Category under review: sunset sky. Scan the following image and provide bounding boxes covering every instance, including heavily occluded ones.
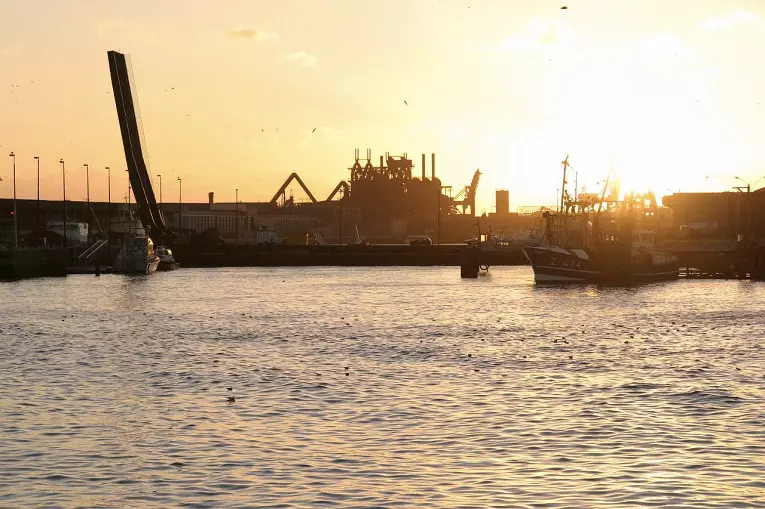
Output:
[2,0,765,212]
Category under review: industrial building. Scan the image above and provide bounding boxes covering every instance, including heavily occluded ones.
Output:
[662,189,765,241]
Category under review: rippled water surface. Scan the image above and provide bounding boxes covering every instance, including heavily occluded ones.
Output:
[2,267,765,508]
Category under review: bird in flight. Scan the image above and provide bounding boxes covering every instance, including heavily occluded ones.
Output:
[403,100,408,105]
[561,5,568,9]
[312,128,317,133]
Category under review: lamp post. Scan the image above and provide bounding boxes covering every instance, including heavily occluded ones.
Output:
[125,169,131,218]
[235,187,239,245]
[338,199,343,244]
[34,156,40,233]
[435,184,451,245]
[59,159,67,247]
[436,184,441,245]
[156,174,162,211]
[177,177,182,230]
[735,175,765,194]
[9,152,17,247]
[156,174,163,243]
[106,166,111,237]
[83,163,89,209]
[734,176,765,241]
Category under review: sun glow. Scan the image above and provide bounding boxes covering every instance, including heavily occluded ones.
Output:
[484,30,750,207]
[1,3,764,211]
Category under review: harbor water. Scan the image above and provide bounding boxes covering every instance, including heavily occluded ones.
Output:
[1,267,764,508]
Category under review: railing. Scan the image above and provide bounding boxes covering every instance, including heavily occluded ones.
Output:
[77,239,109,264]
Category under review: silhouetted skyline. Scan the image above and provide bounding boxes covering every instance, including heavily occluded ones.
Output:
[2,0,765,211]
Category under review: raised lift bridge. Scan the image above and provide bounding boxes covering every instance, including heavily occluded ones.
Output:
[107,50,174,238]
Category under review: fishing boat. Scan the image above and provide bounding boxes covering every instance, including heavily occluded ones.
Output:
[523,157,679,284]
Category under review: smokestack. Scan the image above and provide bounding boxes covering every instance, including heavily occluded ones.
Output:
[422,154,426,180]
[496,189,510,216]
[431,153,435,180]
[208,192,214,204]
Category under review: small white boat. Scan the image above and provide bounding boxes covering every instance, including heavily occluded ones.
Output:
[114,234,159,275]
[155,246,179,271]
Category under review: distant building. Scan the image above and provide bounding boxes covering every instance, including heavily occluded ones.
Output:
[663,190,765,241]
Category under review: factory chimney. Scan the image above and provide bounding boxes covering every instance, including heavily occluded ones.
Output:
[422,154,426,180]
[208,192,214,204]
[431,153,436,180]
[496,189,510,216]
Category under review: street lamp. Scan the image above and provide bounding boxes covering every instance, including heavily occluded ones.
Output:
[733,176,765,242]
[734,176,750,194]
[125,169,131,215]
[156,174,162,211]
[436,184,441,245]
[9,152,17,248]
[734,176,765,194]
[436,184,450,245]
[236,187,239,245]
[34,156,40,233]
[59,159,67,247]
[105,166,111,237]
[83,163,89,208]
[177,177,182,230]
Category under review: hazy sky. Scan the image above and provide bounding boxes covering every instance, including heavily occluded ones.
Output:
[2,0,765,212]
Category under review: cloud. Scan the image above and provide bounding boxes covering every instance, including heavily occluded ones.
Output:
[500,16,575,53]
[699,10,763,30]
[281,51,318,67]
[224,28,279,41]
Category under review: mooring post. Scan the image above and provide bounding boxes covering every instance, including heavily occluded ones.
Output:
[460,246,480,278]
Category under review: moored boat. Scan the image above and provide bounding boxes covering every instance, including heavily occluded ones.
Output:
[155,245,179,271]
[524,235,679,284]
[113,233,159,275]
[524,157,679,284]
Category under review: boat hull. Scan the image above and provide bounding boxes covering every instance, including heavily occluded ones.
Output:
[523,246,679,284]
[157,260,179,271]
[114,256,159,275]
[113,235,160,275]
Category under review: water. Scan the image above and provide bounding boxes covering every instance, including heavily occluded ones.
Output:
[1,267,765,508]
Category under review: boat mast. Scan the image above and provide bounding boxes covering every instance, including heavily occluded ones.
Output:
[560,155,569,214]
[593,172,611,244]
